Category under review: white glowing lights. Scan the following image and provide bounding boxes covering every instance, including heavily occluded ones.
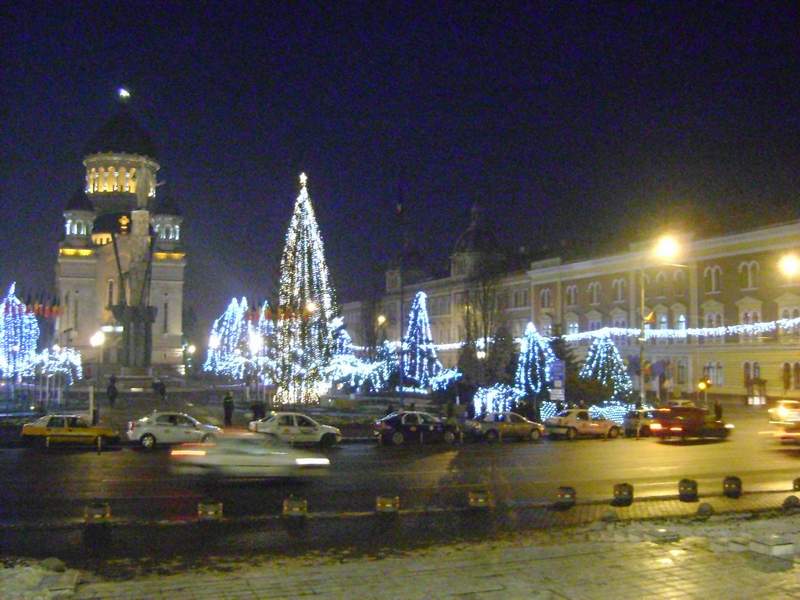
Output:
[579,334,633,400]
[514,322,555,395]
[0,283,40,379]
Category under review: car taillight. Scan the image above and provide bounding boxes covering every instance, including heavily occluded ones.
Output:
[669,426,682,432]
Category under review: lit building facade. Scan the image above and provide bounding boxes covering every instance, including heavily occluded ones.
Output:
[343,211,800,401]
[55,105,186,373]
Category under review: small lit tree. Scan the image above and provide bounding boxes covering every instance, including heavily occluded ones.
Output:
[579,334,633,401]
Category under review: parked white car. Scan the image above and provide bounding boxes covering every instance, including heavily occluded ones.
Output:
[170,433,330,480]
[248,412,342,447]
[545,408,620,440]
[126,411,223,449]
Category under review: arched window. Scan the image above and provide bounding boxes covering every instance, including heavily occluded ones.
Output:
[743,362,751,386]
[753,362,761,379]
[565,285,577,306]
[658,313,668,329]
[673,270,686,296]
[106,279,114,308]
[715,362,724,386]
[65,219,72,236]
[738,261,759,290]
[539,288,551,309]
[174,225,180,240]
[164,225,173,240]
[677,314,687,330]
[795,363,800,389]
[612,278,625,302]
[567,320,579,335]
[704,265,722,293]
[588,281,601,305]
[540,315,552,336]
[783,363,792,391]
[655,272,667,297]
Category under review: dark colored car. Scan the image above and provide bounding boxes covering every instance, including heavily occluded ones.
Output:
[649,406,733,440]
[373,411,459,446]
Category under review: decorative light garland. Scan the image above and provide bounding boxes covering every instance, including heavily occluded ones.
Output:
[514,322,555,395]
[0,283,40,380]
[578,334,633,400]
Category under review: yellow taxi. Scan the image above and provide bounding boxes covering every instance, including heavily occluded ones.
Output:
[21,414,119,448]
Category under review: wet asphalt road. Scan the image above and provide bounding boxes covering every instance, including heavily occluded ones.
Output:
[0,406,797,524]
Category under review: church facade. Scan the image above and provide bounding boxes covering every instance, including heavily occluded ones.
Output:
[55,104,185,374]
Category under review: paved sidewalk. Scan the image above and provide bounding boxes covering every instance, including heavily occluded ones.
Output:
[6,513,799,599]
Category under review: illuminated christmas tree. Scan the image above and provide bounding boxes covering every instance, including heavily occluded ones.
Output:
[275,174,337,404]
[579,334,633,401]
[0,283,40,380]
[401,291,442,388]
[514,322,555,397]
[204,297,250,379]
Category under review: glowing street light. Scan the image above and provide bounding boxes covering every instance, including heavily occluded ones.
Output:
[778,253,800,280]
[186,344,196,355]
[90,331,106,348]
[652,234,681,262]
[376,314,387,326]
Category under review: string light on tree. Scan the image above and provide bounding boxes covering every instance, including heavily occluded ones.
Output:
[579,334,633,401]
[0,283,40,380]
[514,322,555,395]
[401,291,444,389]
[274,173,338,405]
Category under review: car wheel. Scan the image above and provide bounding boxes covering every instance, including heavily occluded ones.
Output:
[641,426,651,437]
[201,434,216,443]
[391,431,404,446]
[529,428,541,442]
[608,427,620,439]
[566,427,577,441]
[485,430,499,443]
[443,430,456,444]
[140,433,156,450]
[320,433,336,448]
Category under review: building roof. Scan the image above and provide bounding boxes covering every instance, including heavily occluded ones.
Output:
[452,203,500,254]
[84,106,157,159]
[65,188,94,212]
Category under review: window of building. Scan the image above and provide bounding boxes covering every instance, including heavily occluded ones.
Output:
[676,314,687,330]
[540,315,552,336]
[612,316,627,328]
[705,312,723,328]
[704,362,724,386]
[655,272,667,298]
[106,279,114,308]
[496,292,509,310]
[567,320,579,335]
[783,363,792,391]
[174,225,181,240]
[658,313,668,329]
[539,288,551,309]
[743,362,751,385]
[588,281,601,305]
[677,359,687,385]
[612,278,625,303]
[565,285,577,306]
[64,220,72,236]
[674,270,686,296]
[753,362,761,379]
[588,319,602,331]
[738,261,759,290]
[795,363,800,389]
[704,265,722,294]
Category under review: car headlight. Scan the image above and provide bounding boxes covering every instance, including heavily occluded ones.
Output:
[295,457,330,466]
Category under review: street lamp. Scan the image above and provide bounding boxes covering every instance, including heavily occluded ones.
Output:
[778,253,799,281]
[639,234,684,408]
[376,314,387,326]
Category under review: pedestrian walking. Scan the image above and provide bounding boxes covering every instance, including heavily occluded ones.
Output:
[223,392,234,427]
[714,400,723,421]
[106,377,118,409]
[157,380,167,402]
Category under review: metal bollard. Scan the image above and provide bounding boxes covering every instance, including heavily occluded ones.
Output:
[198,499,223,520]
[723,476,742,499]
[793,477,800,491]
[612,483,634,507]
[555,486,576,509]
[96,436,103,454]
[83,500,112,549]
[376,495,400,514]
[468,489,494,509]
[679,479,698,502]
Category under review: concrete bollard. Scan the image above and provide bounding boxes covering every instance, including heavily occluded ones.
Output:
[555,486,576,509]
[282,496,308,518]
[678,479,698,502]
[697,502,714,518]
[83,501,112,550]
[376,495,400,514]
[197,499,223,520]
[723,476,742,499]
[468,489,494,509]
[783,495,800,511]
[612,483,633,507]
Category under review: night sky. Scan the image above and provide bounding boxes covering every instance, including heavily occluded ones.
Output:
[2,2,799,340]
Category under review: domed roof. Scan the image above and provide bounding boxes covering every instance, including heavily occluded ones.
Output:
[84,106,157,159]
[453,203,499,254]
[65,188,94,212]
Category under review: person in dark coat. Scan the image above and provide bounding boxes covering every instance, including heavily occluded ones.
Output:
[223,392,234,427]
[106,378,118,408]
[714,400,723,421]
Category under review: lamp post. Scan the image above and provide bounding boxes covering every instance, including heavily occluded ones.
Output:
[639,235,682,408]
[779,253,799,282]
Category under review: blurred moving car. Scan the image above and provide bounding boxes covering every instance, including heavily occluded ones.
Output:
[21,415,119,447]
[248,412,342,447]
[649,406,733,440]
[469,411,544,442]
[126,411,222,449]
[373,411,459,446]
[545,409,621,440]
[665,399,695,408]
[768,400,800,443]
[170,433,330,480]
[622,409,661,437]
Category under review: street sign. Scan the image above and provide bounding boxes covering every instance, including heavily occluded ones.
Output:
[550,359,565,402]
[550,388,565,401]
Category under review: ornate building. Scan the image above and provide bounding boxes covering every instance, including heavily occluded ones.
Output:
[55,102,186,374]
[343,207,800,401]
